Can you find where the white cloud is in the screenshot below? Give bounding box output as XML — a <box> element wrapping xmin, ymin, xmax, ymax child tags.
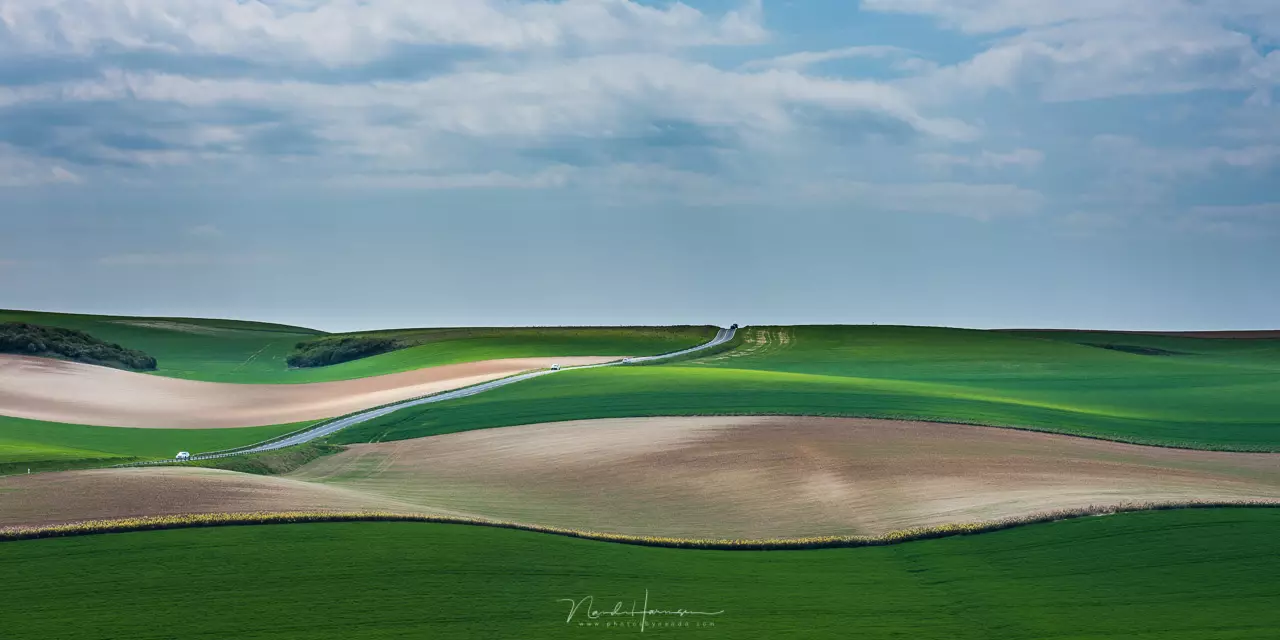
<box><xmin>0</xmin><ymin>0</ymin><xmax>767</xmax><ymax>65</ymax></box>
<box><xmin>187</xmin><ymin>224</ymin><xmax>225</xmax><ymax>238</ymax></box>
<box><xmin>331</xmin><ymin>167</ymin><xmax>573</xmax><ymax>190</ymax></box>
<box><xmin>0</xmin><ymin>55</ymin><xmax>974</xmax><ymax>177</ymax></box>
<box><xmin>1090</xmin><ymin>135</ymin><xmax>1280</xmax><ymax>177</ymax></box>
<box><xmin>0</xmin><ymin>146</ymin><xmax>83</xmax><ymax>187</ymax></box>
<box><xmin>0</xmin><ymin>0</ymin><xmax>990</xmax><ymax>202</ymax></box>
<box><xmin>1074</xmin><ymin>136</ymin><xmax>1280</xmax><ymax>210</ymax></box>
<box><xmin>1223</xmin><ymin>100</ymin><xmax>1280</xmax><ymax>142</ymax></box>
<box><xmin>1246</xmin><ymin>89</ymin><xmax>1273</xmax><ymax>108</ymax></box>
<box><xmin>919</xmin><ymin>148</ymin><xmax>1044</xmax><ymax>171</ymax></box>
<box><xmin>861</xmin><ymin>0</ymin><xmax>1169</xmax><ymax>34</ymax></box>
<box><xmin>329</xmin><ymin>164</ymin><xmax>762</xmax><ymax>207</ymax></box>
<box><xmin>49</xmin><ymin>166</ymin><xmax>83</xmax><ymax>184</ymax></box>
<box><xmin>870</xmin><ymin>1</ymin><xmax>1280</xmax><ymax>103</ymax></box>
<box><xmin>6</xmin><ymin>0</ymin><xmax>1268</xmax><ymax>225</ymax></box>
<box><xmin>742</xmin><ymin>46</ymin><xmax>911</xmax><ymax>71</ymax></box>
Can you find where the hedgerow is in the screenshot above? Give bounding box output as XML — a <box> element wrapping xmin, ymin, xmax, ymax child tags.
<box><xmin>0</xmin><ymin>322</ymin><xmax>156</xmax><ymax>370</ymax></box>
<box><xmin>285</xmin><ymin>336</ymin><xmax>402</xmax><ymax>368</ymax></box>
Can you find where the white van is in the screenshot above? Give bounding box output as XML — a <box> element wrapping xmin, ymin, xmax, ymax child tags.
<box><xmin>175</xmin><ymin>451</ymin><xmax>191</xmax><ymax>460</ymax></box>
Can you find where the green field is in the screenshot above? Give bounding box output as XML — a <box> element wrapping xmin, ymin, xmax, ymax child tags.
<box><xmin>0</xmin><ymin>309</ymin><xmax>717</xmax><ymax>383</ymax></box>
<box><xmin>272</xmin><ymin>326</ymin><xmax>718</xmax><ymax>383</ymax></box>
<box><xmin>0</xmin><ymin>416</ymin><xmax>310</xmax><ymax>474</ymax></box>
<box><xmin>0</xmin><ymin>309</ymin><xmax>320</xmax><ymax>383</ymax></box>
<box><xmin>6</xmin><ymin>321</ymin><xmax>1278</xmax><ymax>473</ymax></box>
<box><xmin>336</xmin><ymin>326</ymin><xmax>1280</xmax><ymax>451</ymax></box>
<box><xmin>1</xmin><ymin>509</ymin><xmax>1277</xmax><ymax>639</ymax></box>
<box><xmin>0</xmin><ymin>311</ymin><xmax>718</xmax><ymax>470</ymax></box>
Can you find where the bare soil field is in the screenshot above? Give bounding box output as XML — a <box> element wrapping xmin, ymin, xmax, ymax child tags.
<box><xmin>0</xmin><ymin>467</ymin><xmax>429</xmax><ymax>527</ymax></box>
<box><xmin>291</xmin><ymin>416</ymin><xmax>1280</xmax><ymax>537</ymax></box>
<box><xmin>4</xmin><ymin>417</ymin><xmax>1276</xmax><ymax>537</ymax></box>
<box><xmin>0</xmin><ymin>355</ymin><xmax>619</xmax><ymax>429</ymax></box>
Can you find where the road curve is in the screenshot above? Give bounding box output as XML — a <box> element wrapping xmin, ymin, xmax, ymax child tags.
<box><xmin>167</xmin><ymin>325</ymin><xmax>738</xmax><ymax>463</ymax></box>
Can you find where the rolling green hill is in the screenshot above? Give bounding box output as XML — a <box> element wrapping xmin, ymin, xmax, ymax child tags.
<box><xmin>271</xmin><ymin>326</ymin><xmax>718</xmax><ymax>383</ymax></box>
<box><xmin>1</xmin><ymin>509</ymin><xmax>1277</xmax><ymax>639</ymax></box>
<box><xmin>6</xmin><ymin>322</ymin><xmax>1277</xmax><ymax>470</ymax></box>
<box><xmin>336</xmin><ymin>326</ymin><xmax>1280</xmax><ymax>450</ymax></box>
<box><xmin>0</xmin><ymin>416</ymin><xmax>312</xmax><ymax>474</ymax></box>
<box><xmin>0</xmin><ymin>312</ymin><xmax>717</xmax><ymax>470</ymax></box>
<box><xmin>0</xmin><ymin>310</ymin><xmax>717</xmax><ymax>383</ymax></box>
<box><xmin>0</xmin><ymin>322</ymin><xmax>158</xmax><ymax>370</ymax></box>
<box><xmin>0</xmin><ymin>309</ymin><xmax>321</xmax><ymax>383</ymax></box>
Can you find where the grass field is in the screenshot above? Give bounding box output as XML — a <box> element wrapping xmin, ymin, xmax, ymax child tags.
<box><xmin>0</xmin><ymin>416</ymin><xmax>311</xmax><ymax>475</ymax></box>
<box><xmin>12</xmin><ymin>416</ymin><xmax>1274</xmax><ymax>533</ymax></box>
<box><xmin>337</xmin><ymin>326</ymin><xmax>1280</xmax><ymax>451</ymax></box>
<box><xmin>0</xmin><ymin>309</ymin><xmax>320</xmax><ymax>382</ymax></box>
<box><xmin>1</xmin><ymin>509</ymin><xmax>1278</xmax><ymax>639</ymax></box>
<box><xmin>6</xmin><ymin>321</ymin><xmax>1276</xmax><ymax>474</ymax></box>
<box><xmin>0</xmin><ymin>309</ymin><xmax>717</xmax><ymax>383</ymax></box>
<box><xmin>0</xmin><ymin>310</ymin><xmax>716</xmax><ymax>471</ymax></box>
<box><xmin>274</xmin><ymin>326</ymin><xmax>717</xmax><ymax>383</ymax></box>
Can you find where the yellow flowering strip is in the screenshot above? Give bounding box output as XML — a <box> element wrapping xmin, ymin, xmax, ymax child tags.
<box><xmin>3</xmin><ymin>500</ymin><xmax>1278</xmax><ymax>548</ymax></box>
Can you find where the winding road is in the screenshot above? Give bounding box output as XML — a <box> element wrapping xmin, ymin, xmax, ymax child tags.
<box><xmin>170</xmin><ymin>325</ymin><xmax>738</xmax><ymax>463</ymax></box>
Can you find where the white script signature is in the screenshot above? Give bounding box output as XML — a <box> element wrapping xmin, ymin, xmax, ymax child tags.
<box><xmin>559</xmin><ymin>589</ymin><xmax>723</xmax><ymax>632</ymax></box>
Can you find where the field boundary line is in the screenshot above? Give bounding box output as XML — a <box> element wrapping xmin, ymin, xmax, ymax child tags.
<box><xmin>387</xmin><ymin>409</ymin><xmax>1278</xmax><ymax>454</ymax></box>
<box><xmin>4</xmin><ymin>500</ymin><xmax>1279</xmax><ymax>547</ymax></box>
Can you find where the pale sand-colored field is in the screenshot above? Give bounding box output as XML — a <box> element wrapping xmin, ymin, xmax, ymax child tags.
<box><xmin>0</xmin><ymin>467</ymin><xmax>414</xmax><ymax>526</ymax></box>
<box><xmin>3</xmin><ymin>417</ymin><xmax>1277</xmax><ymax>536</ymax></box>
<box><xmin>0</xmin><ymin>354</ymin><xmax>619</xmax><ymax>428</ymax></box>
<box><xmin>290</xmin><ymin>416</ymin><xmax>1280</xmax><ymax>537</ymax></box>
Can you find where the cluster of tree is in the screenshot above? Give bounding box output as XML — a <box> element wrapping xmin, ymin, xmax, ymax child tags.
<box><xmin>1086</xmin><ymin>343</ymin><xmax>1183</xmax><ymax>357</ymax></box>
<box><xmin>0</xmin><ymin>322</ymin><xmax>158</xmax><ymax>370</ymax></box>
<box><xmin>286</xmin><ymin>336</ymin><xmax>402</xmax><ymax>368</ymax></box>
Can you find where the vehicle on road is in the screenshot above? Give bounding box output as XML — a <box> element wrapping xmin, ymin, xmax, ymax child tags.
<box><xmin>550</xmin><ymin>364</ymin><xmax>560</xmax><ymax>371</ymax></box>
<box><xmin>175</xmin><ymin>451</ymin><xmax>191</xmax><ymax>460</ymax></box>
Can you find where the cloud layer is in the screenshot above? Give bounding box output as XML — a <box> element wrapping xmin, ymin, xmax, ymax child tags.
<box><xmin>1</xmin><ymin>0</ymin><xmax>1277</xmax><ymax>231</ymax></box>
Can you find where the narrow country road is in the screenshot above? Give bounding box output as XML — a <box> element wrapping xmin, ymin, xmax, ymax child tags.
<box><xmin>164</xmin><ymin>325</ymin><xmax>738</xmax><ymax>463</ymax></box>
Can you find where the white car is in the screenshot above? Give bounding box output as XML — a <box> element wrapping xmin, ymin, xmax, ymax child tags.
<box><xmin>622</xmin><ymin>358</ymin><xmax>634</xmax><ymax>364</ymax></box>
<box><xmin>175</xmin><ymin>451</ymin><xmax>191</xmax><ymax>460</ymax></box>
<box><xmin>550</xmin><ymin>364</ymin><xmax>561</xmax><ymax>371</ymax></box>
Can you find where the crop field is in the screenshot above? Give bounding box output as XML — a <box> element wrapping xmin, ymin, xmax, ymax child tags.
<box><xmin>2</xmin><ymin>317</ymin><xmax>1277</xmax><ymax>638</ymax></box>
<box><xmin>0</xmin><ymin>309</ymin><xmax>717</xmax><ymax>383</ymax></box>
<box><xmin>1</xmin><ymin>509</ymin><xmax>1278</xmax><ymax>639</ymax></box>
<box><xmin>0</xmin><ymin>318</ymin><xmax>1277</xmax><ymax>638</ymax></box>
<box><xmin>0</xmin><ymin>309</ymin><xmax>321</xmax><ymax>382</ymax></box>
<box><xmin>0</xmin><ymin>415</ymin><xmax>311</xmax><ymax>474</ymax></box>
<box><xmin>338</xmin><ymin>326</ymin><xmax>1280</xmax><ymax>451</ymax></box>
<box><xmin>8</xmin><ymin>416</ymin><xmax>1276</xmax><ymax>535</ymax></box>
<box><xmin>275</xmin><ymin>326</ymin><xmax>717</xmax><ymax>383</ymax></box>
<box><xmin>0</xmin><ymin>311</ymin><xmax>718</xmax><ymax>471</ymax></box>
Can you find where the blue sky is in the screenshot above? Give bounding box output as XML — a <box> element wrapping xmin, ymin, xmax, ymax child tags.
<box><xmin>1</xmin><ymin>0</ymin><xmax>1278</xmax><ymax>331</ymax></box>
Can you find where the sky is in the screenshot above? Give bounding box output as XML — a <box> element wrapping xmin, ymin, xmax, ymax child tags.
<box><xmin>1</xmin><ymin>0</ymin><xmax>1278</xmax><ymax>332</ymax></box>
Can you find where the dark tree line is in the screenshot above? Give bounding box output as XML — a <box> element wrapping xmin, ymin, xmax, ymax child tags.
<box><xmin>0</xmin><ymin>322</ymin><xmax>158</xmax><ymax>370</ymax></box>
<box><xmin>286</xmin><ymin>336</ymin><xmax>401</xmax><ymax>368</ymax></box>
